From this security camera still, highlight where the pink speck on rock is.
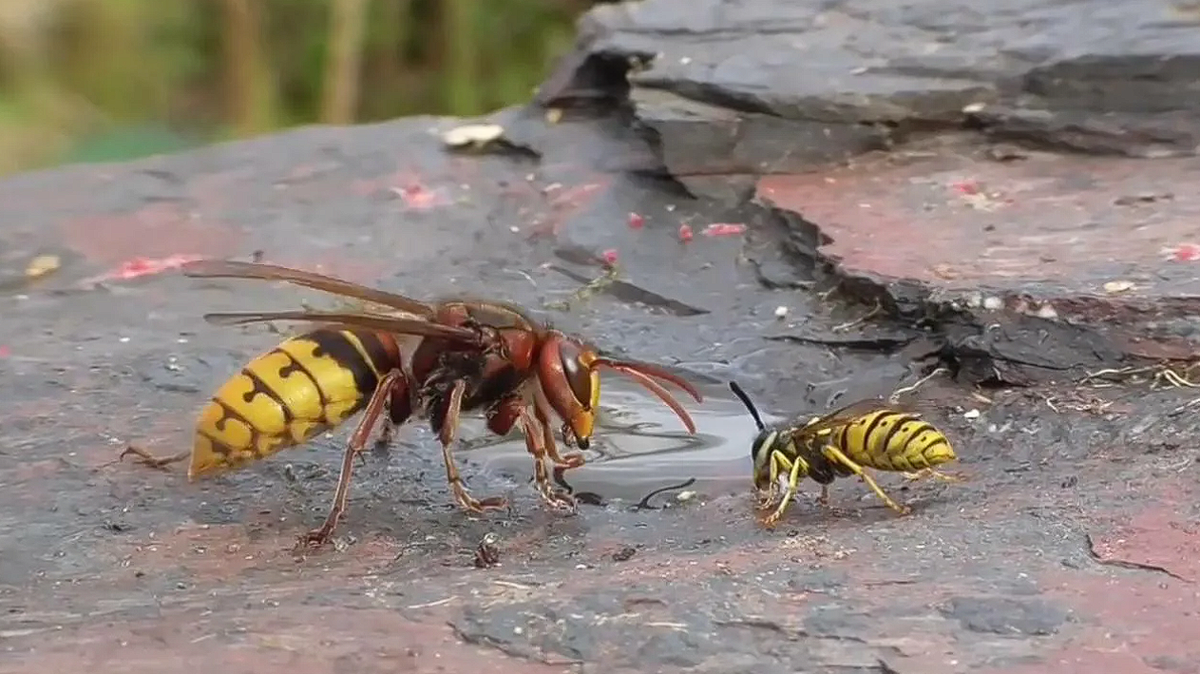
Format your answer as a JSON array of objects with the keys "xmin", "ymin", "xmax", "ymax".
[
  {"xmin": 79, "ymin": 254, "xmax": 204, "ymax": 287},
  {"xmin": 678, "ymin": 224, "xmax": 694, "ymax": 242},
  {"xmin": 601, "ymin": 248, "xmax": 619, "ymax": 266},
  {"xmin": 1164, "ymin": 243, "xmax": 1200, "ymax": 262},
  {"xmin": 628, "ymin": 213, "xmax": 645, "ymax": 229},
  {"xmin": 951, "ymin": 180, "xmax": 980, "ymax": 195},
  {"xmin": 701, "ymin": 223, "xmax": 747, "ymax": 237},
  {"xmin": 112, "ymin": 254, "xmax": 203, "ymax": 279}
]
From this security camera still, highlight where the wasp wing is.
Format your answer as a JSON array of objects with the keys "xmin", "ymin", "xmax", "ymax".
[
  {"xmin": 182, "ymin": 259, "xmax": 436, "ymax": 317},
  {"xmin": 202, "ymin": 310, "xmax": 483, "ymax": 344},
  {"xmin": 783, "ymin": 397, "xmax": 913, "ymax": 438}
]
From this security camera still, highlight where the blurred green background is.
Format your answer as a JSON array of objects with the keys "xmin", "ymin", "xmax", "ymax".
[{"xmin": 0, "ymin": 0, "xmax": 596, "ymax": 176}]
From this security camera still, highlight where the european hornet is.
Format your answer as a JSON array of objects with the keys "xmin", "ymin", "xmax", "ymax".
[
  {"xmin": 728, "ymin": 380, "xmax": 960, "ymax": 526},
  {"xmin": 125, "ymin": 260, "xmax": 703, "ymax": 546}
]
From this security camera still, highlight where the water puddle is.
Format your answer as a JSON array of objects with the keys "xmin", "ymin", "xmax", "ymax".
[{"xmin": 458, "ymin": 378, "xmax": 789, "ymax": 505}]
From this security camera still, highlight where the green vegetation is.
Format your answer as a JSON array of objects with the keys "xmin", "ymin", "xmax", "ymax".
[{"xmin": 0, "ymin": 0, "xmax": 592, "ymax": 173}]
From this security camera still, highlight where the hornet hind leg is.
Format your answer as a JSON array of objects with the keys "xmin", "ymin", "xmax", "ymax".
[
  {"xmin": 120, "ymin": 446, "xmax": 190, "ymax": 469},
  {"xmin": 301, "ymin": 368, "xmax": 409, "ymax": 548}
]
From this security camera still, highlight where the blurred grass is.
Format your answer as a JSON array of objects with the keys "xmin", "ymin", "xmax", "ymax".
[{"xmin": 0, "ymin": 0, "xmax": 594, "ymax": 174}]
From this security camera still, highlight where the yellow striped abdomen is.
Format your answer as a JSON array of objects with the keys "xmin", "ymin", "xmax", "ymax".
[
  {"xmin": 187, "ymin": 329, "xmax": 401, "ymax": 479},
  {"xmin": 832, "ymin": 410, "xmax": 956, "ymax": 472}
]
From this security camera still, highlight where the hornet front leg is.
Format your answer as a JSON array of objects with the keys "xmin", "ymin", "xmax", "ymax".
[
  {"xmin": 487, "ymin": 394, "xmax": 577, "ymax": 512},
  {"xmin": 435, "ymin": 379, "xmax": 508, "ymax": 514}
]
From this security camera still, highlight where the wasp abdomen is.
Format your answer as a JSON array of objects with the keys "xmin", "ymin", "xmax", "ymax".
[
  {"xmin": 189, "ymin": 329, "xmax": 398, "ymax": 478},
  {"xmin": 835, "ymin": 411, "xmax": 956, "ymax": 472}
]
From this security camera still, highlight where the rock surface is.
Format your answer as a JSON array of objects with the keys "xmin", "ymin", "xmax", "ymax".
[
  {"xmin": 2, "ymin": 1, "xmax": 1200, "ymax": 673},
  {"xmin": 541, "ymin": 0, "xmax": 1200, "ymax": 385}
]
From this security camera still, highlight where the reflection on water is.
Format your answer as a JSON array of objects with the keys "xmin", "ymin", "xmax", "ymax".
[{"xmin": 456, "ymin": 378, "xmax": 788, "ymax": 505}]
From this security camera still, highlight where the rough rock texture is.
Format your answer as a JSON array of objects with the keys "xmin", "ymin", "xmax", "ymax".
[
  {"xmin": 2, "ymin": 1, "xmax": 1200, "ymax": 673},
  {"xmin": 540, "ymin": 0, "xmax": 1200, "ymax": 386}
]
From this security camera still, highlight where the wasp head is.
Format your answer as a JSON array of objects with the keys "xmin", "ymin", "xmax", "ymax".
[
  {"xmin": 537, "ymin": 333, "xmax": 601, "ymax": 450},
  {"xmin": 728, "ymin": 380, "xmax": 779, "ymax": 492}
]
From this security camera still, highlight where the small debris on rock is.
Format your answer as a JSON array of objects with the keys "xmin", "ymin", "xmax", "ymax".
[
  {"xmin": 1103, "ymin": 280, "xmax": 1136, "ymax": 294},
  {"xmin": 678, "ymin": 223, "xmax": 694, "ymax": 242},
  {"xmin": 963, "ymin": 409, "xmax": 981, "ymax": 420},
  {"xmin": 474, "ymin": 532, "xmax": 501, "ymax": 569},
  {"xmin": 1114, "ymin": 192, "xmax": 1173, "ymax": 206},
  {"xmin": 79, "ymin": 254, "xmax": 202, "ymax": 287},
  {"xmin": 612, "ymin": 546, "xmax": 637, "ymax": 562},
  {"xmin": 984, "ymin": 144, "xmax": 1028, "ymax": 162},
  {"xmin": 442, "ymin": 124, "xmax": 505, "ymax": 148},
  {"xmin": 951, "ymin": 179, "xmax": 980, "ymax": 195},
  {"xmin": 628, "ymin": 212, "xmax": 645, "ymax": 229},
  {"xmin": 601, "ymin": 248, "xmax": 619, "ymax": 267},
  {"xmin": 390, "ymin": 180, "xmax": 447, "ymax": 211},
  {"xmin": 701, "ymin": 223, "xmax": 747, "ymax": 237},
  {"xmin": 25, "ymin": 254, "xmax": 61, "ymax": 279},
  {"xmin": 1162, "ymin": 243, "xmax": 1200, "ymax": 262},
  {"xmin": 774, "ymin": 305, "xmax": 789, "ymax": 319}
]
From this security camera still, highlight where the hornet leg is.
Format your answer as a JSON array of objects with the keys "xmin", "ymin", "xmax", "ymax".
[
  {"xmin": 302, "ymin": 369, "xmax": 406, "ymax": 548},
  {"xmin": 532, "ymin": 383, "xmax": 586, "ymax": 469},
  {"xmin": 119, "ymin": 446, "xmax": 190, "ymax": 469},
  {"xmin": 437, "ymin": 379, "xmax": 507, "ymax": 514},
  {"xmin": 820, "ymin": 445, "xmax": 911, "ymax": 515},
  {"xmin": 488, "ymin": 396, "xmax": 577, "ymax": 512},
  {"xmin": 374, "ymin": 371, "xmax": 415, "ymax": 455}
]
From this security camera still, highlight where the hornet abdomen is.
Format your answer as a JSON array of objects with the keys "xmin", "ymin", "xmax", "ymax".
[{"xmin": 189, "ymin": 328, "xmax": 403, "ymax": 478}]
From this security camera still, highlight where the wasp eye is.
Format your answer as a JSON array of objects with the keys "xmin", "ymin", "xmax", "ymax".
[{"xmin": 558, "ymin": 341, "xmax": 593, "ymax": 409}]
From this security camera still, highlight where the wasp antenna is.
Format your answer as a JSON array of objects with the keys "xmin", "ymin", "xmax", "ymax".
[{"xmin": 728, "ymin": 380, "xmax": 766, "ymax": 431}]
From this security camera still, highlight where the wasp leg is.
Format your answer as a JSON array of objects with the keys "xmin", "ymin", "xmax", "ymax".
[
  {"xmin": 902, "ymin": 467, "xmax": 964, "ymax": 483},
  {"xmin": 119, "ymin": 445, "xmax": 191, "ymax": 470},
  {"xmin": 755, "ymin": 485, "xmax": 779, "ymax": 510},
  {"xmin": 760, "ymin": 452, "xmax": 808, "ymax": 527},
  {"xmin": 438, "ymin": 379, "xmax": 508, "ymax": 514},
  {"xmin": 533, "ymin": 384, "xmax": 586, "ymax": 469},
  {"xmin": 301, "ymin": 369, "xmax": 404, "ymax": 548},
  {"xmin": 817, "ymin": 484, "xmax": 832, "ymax": 507},
  {"xmin": 821, "ymin": 445, "xmax": 911, "ymax": 515}
]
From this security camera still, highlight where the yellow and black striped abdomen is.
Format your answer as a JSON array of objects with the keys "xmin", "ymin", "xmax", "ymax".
[
  {"xmin": 831, "ymin": 411, "xmax": 956, "ymax": 472},
  {"xmin": 188, "ymin": 328, "xmax": 402, "ymax": 479}
]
